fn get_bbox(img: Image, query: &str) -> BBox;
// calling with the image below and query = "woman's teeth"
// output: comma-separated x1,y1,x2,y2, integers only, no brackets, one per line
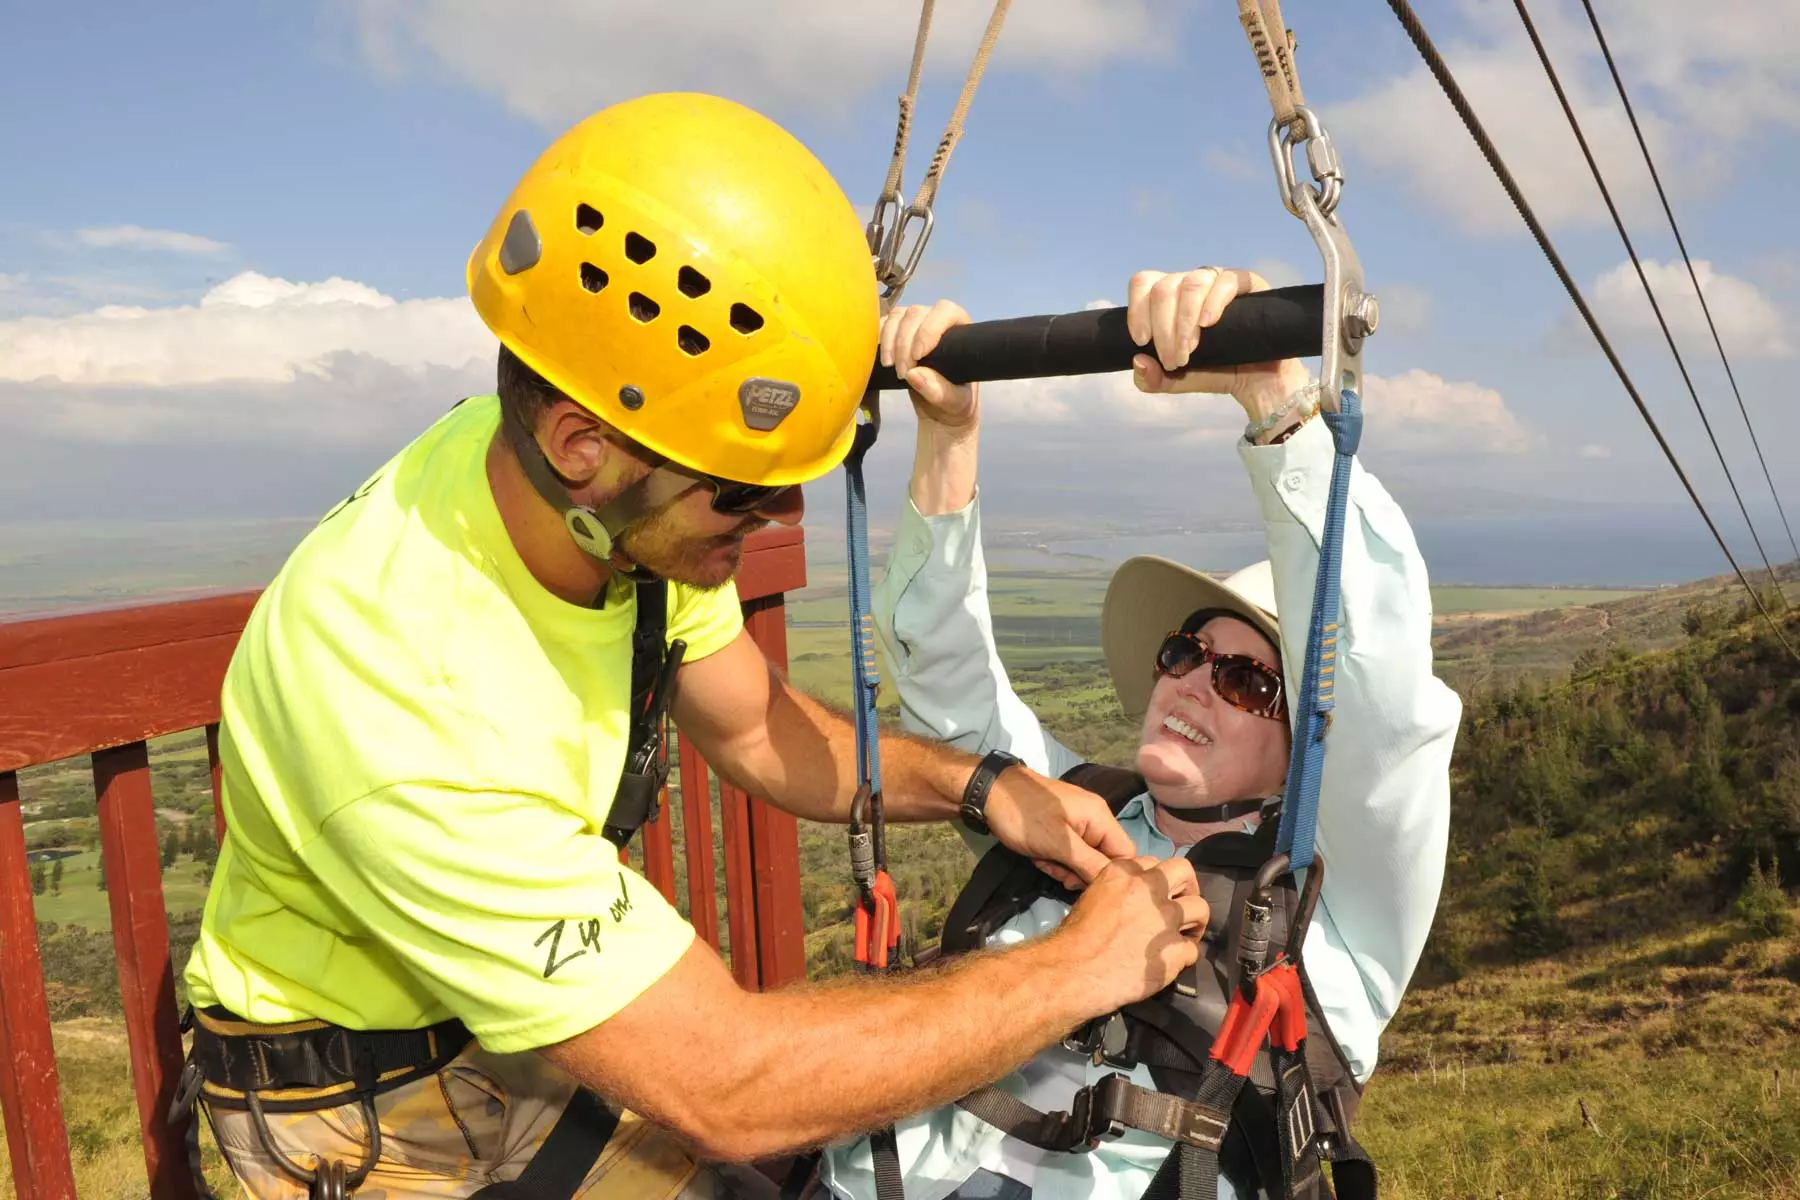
1162,714,1212,746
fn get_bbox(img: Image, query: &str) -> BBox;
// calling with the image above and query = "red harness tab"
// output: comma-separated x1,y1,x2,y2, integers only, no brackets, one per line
854,869,901,971
1210,974,1283,1077
1263,961,1309,1053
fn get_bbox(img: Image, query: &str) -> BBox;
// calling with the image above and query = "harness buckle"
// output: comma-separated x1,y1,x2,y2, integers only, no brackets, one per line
1060,1011,1132,1068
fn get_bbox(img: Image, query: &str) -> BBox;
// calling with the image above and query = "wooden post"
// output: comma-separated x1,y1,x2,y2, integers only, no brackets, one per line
676,736,720,954
639,782,678,906
0,770,78,1200
94,743,195,1200
718,780,759,989
742,596,806,990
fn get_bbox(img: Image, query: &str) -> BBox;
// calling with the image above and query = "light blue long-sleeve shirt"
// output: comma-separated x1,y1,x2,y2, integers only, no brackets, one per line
819,415,1460,1200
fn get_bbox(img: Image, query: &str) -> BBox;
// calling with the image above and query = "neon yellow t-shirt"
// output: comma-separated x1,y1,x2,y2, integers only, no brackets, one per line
184,395,741,1053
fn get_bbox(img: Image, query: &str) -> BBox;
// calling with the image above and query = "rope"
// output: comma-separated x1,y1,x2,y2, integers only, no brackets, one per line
1381,0,1799,663
868,0,934,253
1511,0,1786,608
869,0,1012,303
908,0,1011,217
1238,0,1305,132
1577,0,1800,579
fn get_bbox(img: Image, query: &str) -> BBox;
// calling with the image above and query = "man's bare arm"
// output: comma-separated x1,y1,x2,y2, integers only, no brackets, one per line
672,631,1137,881
540,856,1206,1162
670,630,966,824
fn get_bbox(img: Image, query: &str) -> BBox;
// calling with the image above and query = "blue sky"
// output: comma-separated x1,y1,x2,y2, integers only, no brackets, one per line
3,0,1797,586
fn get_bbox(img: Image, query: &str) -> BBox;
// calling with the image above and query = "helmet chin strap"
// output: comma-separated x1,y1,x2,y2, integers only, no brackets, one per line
499,405,694,582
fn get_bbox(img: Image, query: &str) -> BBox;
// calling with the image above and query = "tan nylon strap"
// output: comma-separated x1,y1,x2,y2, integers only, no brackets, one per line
878,0,936,209
1239,0,1305,131
909,0,1012,216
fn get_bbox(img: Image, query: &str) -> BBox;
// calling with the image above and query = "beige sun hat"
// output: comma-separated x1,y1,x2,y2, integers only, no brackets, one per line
1101,557,1282,718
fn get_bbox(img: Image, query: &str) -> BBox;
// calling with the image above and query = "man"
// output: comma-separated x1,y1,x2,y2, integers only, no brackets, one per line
818,271,1458,1199
180,93,1207,1198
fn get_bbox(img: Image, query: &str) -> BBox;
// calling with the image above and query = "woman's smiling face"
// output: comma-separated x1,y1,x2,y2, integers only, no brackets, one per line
1134,615,1290,812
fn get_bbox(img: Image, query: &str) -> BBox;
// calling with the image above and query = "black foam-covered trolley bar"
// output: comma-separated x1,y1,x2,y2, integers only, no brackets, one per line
865,283,1322,390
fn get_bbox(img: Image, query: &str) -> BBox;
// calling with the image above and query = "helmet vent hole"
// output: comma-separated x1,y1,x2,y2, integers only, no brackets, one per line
677,326,711,356
624,232,656,264
575,204,604,235
579,263,609,293
677,266,712,298
729,303,765,335
629,292,662,322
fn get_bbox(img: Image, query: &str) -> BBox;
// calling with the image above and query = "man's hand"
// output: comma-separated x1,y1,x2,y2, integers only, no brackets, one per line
983,767,1139,887
1125,267,1311,424
1054,856,1208,1012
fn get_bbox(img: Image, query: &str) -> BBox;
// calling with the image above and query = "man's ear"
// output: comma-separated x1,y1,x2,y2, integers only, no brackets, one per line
539,400,612,487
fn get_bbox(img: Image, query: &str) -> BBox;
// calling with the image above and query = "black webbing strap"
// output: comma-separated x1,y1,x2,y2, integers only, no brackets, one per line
605,579,682,848
1270,1044,1327,1199
955,1086,1094,1153
871,1127,905,1200
1323,1133,1377,1200
470,1088,622,1199
1138,1064,1252,1200
956,1073,1231,1157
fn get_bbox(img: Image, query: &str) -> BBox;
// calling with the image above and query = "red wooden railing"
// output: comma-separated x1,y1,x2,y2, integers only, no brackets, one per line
0,525,809,1200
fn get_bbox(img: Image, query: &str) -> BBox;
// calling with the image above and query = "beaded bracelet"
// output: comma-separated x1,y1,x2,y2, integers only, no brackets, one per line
1243,381,1322,444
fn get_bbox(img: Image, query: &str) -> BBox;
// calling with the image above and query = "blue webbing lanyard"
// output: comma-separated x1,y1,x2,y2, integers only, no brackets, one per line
844,411,885,808
1272,386,1363,873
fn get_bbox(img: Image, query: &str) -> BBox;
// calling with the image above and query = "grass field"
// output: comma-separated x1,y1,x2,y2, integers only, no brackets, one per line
29,849,213,929
1429,586,1643,614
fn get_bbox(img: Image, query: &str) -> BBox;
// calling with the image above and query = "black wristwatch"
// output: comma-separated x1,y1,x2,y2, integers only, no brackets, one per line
960,749,1022,836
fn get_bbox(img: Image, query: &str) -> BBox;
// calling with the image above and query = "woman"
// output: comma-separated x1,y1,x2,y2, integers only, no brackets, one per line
818,267,1461,1200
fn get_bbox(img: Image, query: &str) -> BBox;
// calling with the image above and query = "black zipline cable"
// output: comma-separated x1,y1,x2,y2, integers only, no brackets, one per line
1512,0,1786,608
1380,0,1798,662
1578,0,1800,579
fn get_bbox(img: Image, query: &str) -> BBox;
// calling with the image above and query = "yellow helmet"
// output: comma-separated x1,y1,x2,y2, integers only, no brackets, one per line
468,93,878,487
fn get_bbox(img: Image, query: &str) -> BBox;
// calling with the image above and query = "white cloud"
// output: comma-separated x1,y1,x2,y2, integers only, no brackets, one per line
1580,444,1612,459
0,271,490,388
0,272,493,445
1331,0,1800,233
1584,258,1791,359
975,363,1533,459
1360,370,1536,455
74,225,229,254
0,273,24,292
342,0,1189,126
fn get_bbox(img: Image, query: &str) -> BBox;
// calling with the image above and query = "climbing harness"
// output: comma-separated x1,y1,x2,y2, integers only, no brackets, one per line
934,766,1377,1200
169,1006,620,1200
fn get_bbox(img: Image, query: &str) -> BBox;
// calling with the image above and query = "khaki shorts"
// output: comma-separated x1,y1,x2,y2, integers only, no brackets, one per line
204,1042,779,1200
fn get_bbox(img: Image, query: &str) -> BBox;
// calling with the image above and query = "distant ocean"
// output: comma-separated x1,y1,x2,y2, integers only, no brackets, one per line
983,510,1762,588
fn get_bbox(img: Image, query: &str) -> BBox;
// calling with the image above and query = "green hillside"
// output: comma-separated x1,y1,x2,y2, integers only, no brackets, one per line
8,565,1800,1198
